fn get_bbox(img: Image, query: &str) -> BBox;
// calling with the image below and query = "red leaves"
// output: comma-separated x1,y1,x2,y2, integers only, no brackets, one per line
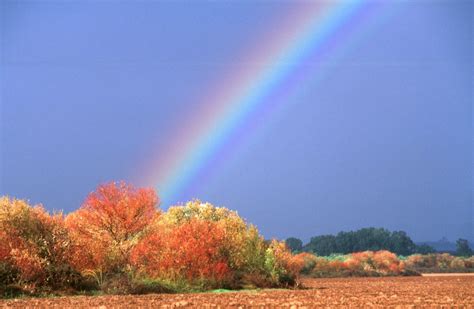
131,219,231,282
307,250,407,277
269,240,305,280
65,181,159,276
0,197,74,287
1,185,301,290
405,253,473,271
71,181,158,240
0,230,10,261
168,219,230,281
343,250,404,274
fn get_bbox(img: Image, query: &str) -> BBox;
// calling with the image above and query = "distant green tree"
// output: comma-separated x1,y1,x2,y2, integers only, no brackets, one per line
304,235,338,256
389,231,417,256
415,244,436,254
351,228,392,252
456,238,473,257
304,227,419,256
285,237,303,253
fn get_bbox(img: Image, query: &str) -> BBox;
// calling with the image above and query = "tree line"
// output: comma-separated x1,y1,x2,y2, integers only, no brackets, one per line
286,227,473,256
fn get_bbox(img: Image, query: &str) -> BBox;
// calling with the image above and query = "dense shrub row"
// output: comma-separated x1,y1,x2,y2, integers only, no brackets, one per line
294,251,415,278
291,251,474,278
0,182,301,296
403,253,474,273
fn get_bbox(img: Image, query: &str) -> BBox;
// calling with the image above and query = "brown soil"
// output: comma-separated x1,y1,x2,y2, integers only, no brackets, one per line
1,275,472,308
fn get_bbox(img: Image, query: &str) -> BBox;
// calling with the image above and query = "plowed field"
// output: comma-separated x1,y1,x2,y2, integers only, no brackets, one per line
1,275,473,308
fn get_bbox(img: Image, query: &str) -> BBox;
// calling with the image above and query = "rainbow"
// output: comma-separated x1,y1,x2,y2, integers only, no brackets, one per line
141,0,379,206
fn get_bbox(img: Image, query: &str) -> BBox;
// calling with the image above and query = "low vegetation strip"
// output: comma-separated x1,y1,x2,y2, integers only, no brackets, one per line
293,251,474,278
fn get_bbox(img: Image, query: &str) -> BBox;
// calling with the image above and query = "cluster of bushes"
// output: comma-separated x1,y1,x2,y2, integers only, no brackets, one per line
293,251,415,278
403,253,474,273
290,228,435,256
2,182,473,297
0,182,302,297
288,251,474,278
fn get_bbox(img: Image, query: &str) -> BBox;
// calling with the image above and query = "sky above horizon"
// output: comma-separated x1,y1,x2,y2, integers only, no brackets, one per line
1,0,472,242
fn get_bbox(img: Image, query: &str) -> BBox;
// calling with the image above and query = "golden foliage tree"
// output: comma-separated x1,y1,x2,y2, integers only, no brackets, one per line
0,197,77,289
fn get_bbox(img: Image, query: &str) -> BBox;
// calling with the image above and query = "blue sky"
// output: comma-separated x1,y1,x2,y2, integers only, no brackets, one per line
1,0,472,242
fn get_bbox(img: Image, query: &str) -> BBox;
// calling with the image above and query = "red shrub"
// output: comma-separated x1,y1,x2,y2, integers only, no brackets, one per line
65,182,159,279
293,252,318,274
0,197,78,289
373,250,404,274
131,219,230,283
0,230,10,262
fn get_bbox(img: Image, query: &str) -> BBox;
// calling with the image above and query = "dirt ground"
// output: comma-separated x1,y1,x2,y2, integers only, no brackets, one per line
1,275,473,308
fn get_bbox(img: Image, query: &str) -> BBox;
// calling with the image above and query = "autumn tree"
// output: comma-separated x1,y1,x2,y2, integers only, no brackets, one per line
65,181,159,282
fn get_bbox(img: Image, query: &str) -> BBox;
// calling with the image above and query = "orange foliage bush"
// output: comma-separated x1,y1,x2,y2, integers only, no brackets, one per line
404,253,473,272
0,197,78,290
308,250,407,277
343,250,404,275
159,200,251,270
131,219,230,283
310,256,344,277
131,200,298,289
294,252,319,275
264,240,305,286
0,230,11,262
65,182,159,282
